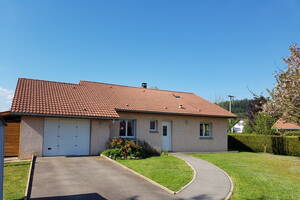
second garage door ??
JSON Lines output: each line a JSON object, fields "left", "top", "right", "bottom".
{"left": 43, "top": 118, "right": 90, "bottom": 156}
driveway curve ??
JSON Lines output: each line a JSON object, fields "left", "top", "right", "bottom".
{"left": 173, "top": 153, "right": 233, "bottom": 200}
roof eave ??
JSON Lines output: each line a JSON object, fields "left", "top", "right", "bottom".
{"left": 10, "top": 112, "right": 120, "bottom": 120}
{"left": 115, "top": 109, "right": 236, "bottom": 118}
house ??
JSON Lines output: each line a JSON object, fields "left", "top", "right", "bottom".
{"left": 232, "top": 120, "right": 245, "bottom": 133}
{"left": 10, "top": 78, "right": 235, "bottom": 159}
{"left": 272, "top": 119, "right": 300, "bottom": 131}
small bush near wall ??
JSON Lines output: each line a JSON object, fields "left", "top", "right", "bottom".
{"left": 228, "top": 134, "right": 300, "bottom": 156}
{"left": 102, "top": 138, "right": 159, "bottom": 160}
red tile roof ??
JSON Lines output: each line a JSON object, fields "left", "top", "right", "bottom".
{"left": 11, "top": 78, "right": 118, "bottom": 118}
{"left": 273, "top": 119, "right": 300, "bottom": 130}
{"left": 11, "top": 78, "right": 236, "bottom": 118}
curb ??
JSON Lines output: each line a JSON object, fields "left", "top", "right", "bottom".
{"left": 172, "top": 154, "right": 197, "bottom": 194}
{"left": 24, "top": 155, "right": 36, "bottom": 200}
{"left": 216, "top": 165, "right": 234, "bottom": 200}
{"left": 100, "top": 154, "right": 196, "bottom": 195}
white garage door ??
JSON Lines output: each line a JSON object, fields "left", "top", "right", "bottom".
{"left": 43, "top": 118, "right": 90, "bottom": 156}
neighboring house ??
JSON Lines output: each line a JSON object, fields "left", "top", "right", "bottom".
{"left": 232, "top": 120, "right": 244, "bottom": 133}
{"left": 272, "top": 119, "right": 300, "bottom": 131}
{"left": 10, "top": 78, "right": 235, "bottom": 159}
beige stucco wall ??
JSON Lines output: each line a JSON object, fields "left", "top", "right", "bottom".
{"left": 19, "top": 116, "right": 112, "bottom": 158}
{"left": 90, "top": 120, "right": 111, "bottom": 155}
{"left": 19, "top": 113, "right": 228, "bottom": 158}
{"left": 19, "top": 116, "right": 44, "bottom": 159}
{"left": 112, "top": 112, "right": 228, "bottom": 152}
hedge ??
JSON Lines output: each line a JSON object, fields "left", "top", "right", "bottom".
{"left": 228, "top": 134, "right": 300, "bottom": 156}
{"left": 283, "top": 130, "right": 300, "bottom": 136}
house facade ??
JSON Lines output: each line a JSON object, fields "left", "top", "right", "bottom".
{"left": 232, "top": 120, "right": 244, "bottom": 133}
{"left": 11, "top": 78, "right": 235, "bottom": 159}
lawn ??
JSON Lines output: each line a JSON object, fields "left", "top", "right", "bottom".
{"left": 191, "top": 152, "right": 300, "bottom": 200}
{"left": 117, "top": 155, "right": 193, "bottom": 191}
{"left": 4, "top": 161, "right": 30, "bottom": 200}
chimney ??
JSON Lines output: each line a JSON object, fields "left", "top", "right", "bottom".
{"left": 141, "top": 83, "right": 147, "bottom": 88}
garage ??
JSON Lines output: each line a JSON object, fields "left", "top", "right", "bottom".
{"left": 43, "top": 118, "right": 90, "bottom": 156}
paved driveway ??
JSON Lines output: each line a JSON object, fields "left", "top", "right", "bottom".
{"left": 30, "top": 156, "right": 177, "bottom": 200}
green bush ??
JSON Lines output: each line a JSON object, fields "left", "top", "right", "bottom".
{"left": 228, "top": 134, "right": 300, "bottom": 156}
{"left": 102, "top": 138, "right": 149, "bottom": 160}
{"left": 102, "top": 148, "right": 123, "bottom": 160}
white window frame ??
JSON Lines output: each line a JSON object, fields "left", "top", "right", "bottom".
{"left": 119, "top": 120, "right": 135, "bottom": 138}
{"left": 149, "top": 120, "right": 158, "bottom": 132}
{"left": 200, "top": 123, "right": 212, "bottom": 138}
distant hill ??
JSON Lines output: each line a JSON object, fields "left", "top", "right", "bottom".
{"left": 217, "top": 99, "right": 250, "bottom": 118}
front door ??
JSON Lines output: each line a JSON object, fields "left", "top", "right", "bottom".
{"left": 161, "top": 121, "right": 172, "bottom": 151}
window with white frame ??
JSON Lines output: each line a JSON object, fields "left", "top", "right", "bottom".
{"left": 119, "top": 120, "right": 135, "bottom": 138}
{"left": 149, "top": 120, "right": 158, "bottom": 132}
{"left": 200, "top": 123, "right": 212, "bottom": 137}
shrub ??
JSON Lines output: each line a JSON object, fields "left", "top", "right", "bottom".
{"left": 102, "top": 148, "right": 122, "bottom": 160}
{"left": 102, "top": 138, "right": 151, "bottom": 160}
{"left": 228, "top": 134, "right": 300, "bottom": 156}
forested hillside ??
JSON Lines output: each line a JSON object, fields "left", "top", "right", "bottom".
{"left": 217, "top": 99, "right": 250, "bottom": 118}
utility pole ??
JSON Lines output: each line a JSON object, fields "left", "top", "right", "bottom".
{"left": 228, "top": 95, "right": 235, "bottom": 133}
{"left": 228, "top": 95, "right": 234, "bottom": 112}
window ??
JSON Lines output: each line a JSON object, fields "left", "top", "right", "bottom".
{"left": 163, "top": 125, "right": 168, "bottom": 136}
{"left": 200, "top": 123, "right": 212, "bottom": 138}
{"left": 149, "top": 120, "right": 158, "bottom": 132}
{"left": 119, "top": 120, "right": 135, "bottom": 138}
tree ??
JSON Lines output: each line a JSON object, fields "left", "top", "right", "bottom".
{"left": 247, "top": 95, "right": 268, "bottom": 130}
{"left": 263, "top": 45, "right": 300, "bottom": 124}
{"left": 252, "top": 113, "right": 276, "bottom": 135}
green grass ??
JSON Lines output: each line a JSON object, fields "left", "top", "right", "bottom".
{"left": 4, "top": 161, "right": 30, "bottom": 200}
{"left": 191, "top": 152, "right": 300, "bottom": 200}
{"left": 117, "top": 155, "right": 193, "bottom": 191}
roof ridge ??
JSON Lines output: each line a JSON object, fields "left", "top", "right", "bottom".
{"left": 19, "top": 78, "right": 80, "bottom": 86}
{"left": 80, "top": 80, "right": 194, "bottom": 94}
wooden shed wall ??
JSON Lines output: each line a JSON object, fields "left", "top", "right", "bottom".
{"left": 4, "top": 123, "right": 20, "bottom": 156}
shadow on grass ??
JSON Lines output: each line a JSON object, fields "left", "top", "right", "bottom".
{"left": 245, "top": 195, "right": 268, "bottom": 200}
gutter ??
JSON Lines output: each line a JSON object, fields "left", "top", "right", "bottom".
{"left": 10, "top": 112, "right": 119, "bottom": 120}
{"left": 10, "top": 109, "right": 236, "bottom": 120}
{"left": 116, "top": 109, "right": 236, "bottom": 118}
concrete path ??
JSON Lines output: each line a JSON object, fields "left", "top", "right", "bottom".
{"left": 173, "top": 153, "right": 232, "bottom": 200}
{"left": 30, "top": 156, "right": 178, "bottom": 200}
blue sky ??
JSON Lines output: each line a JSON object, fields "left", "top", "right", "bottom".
{"left": 1, "top": 0, "right": 300, "bottom": 111}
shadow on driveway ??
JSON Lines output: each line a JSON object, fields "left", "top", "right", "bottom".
{"left": 30, "top": 193, "right": 150, "bottom": 200}
{"left": 31, "top": 193, "right": 107, "bottom": 200}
